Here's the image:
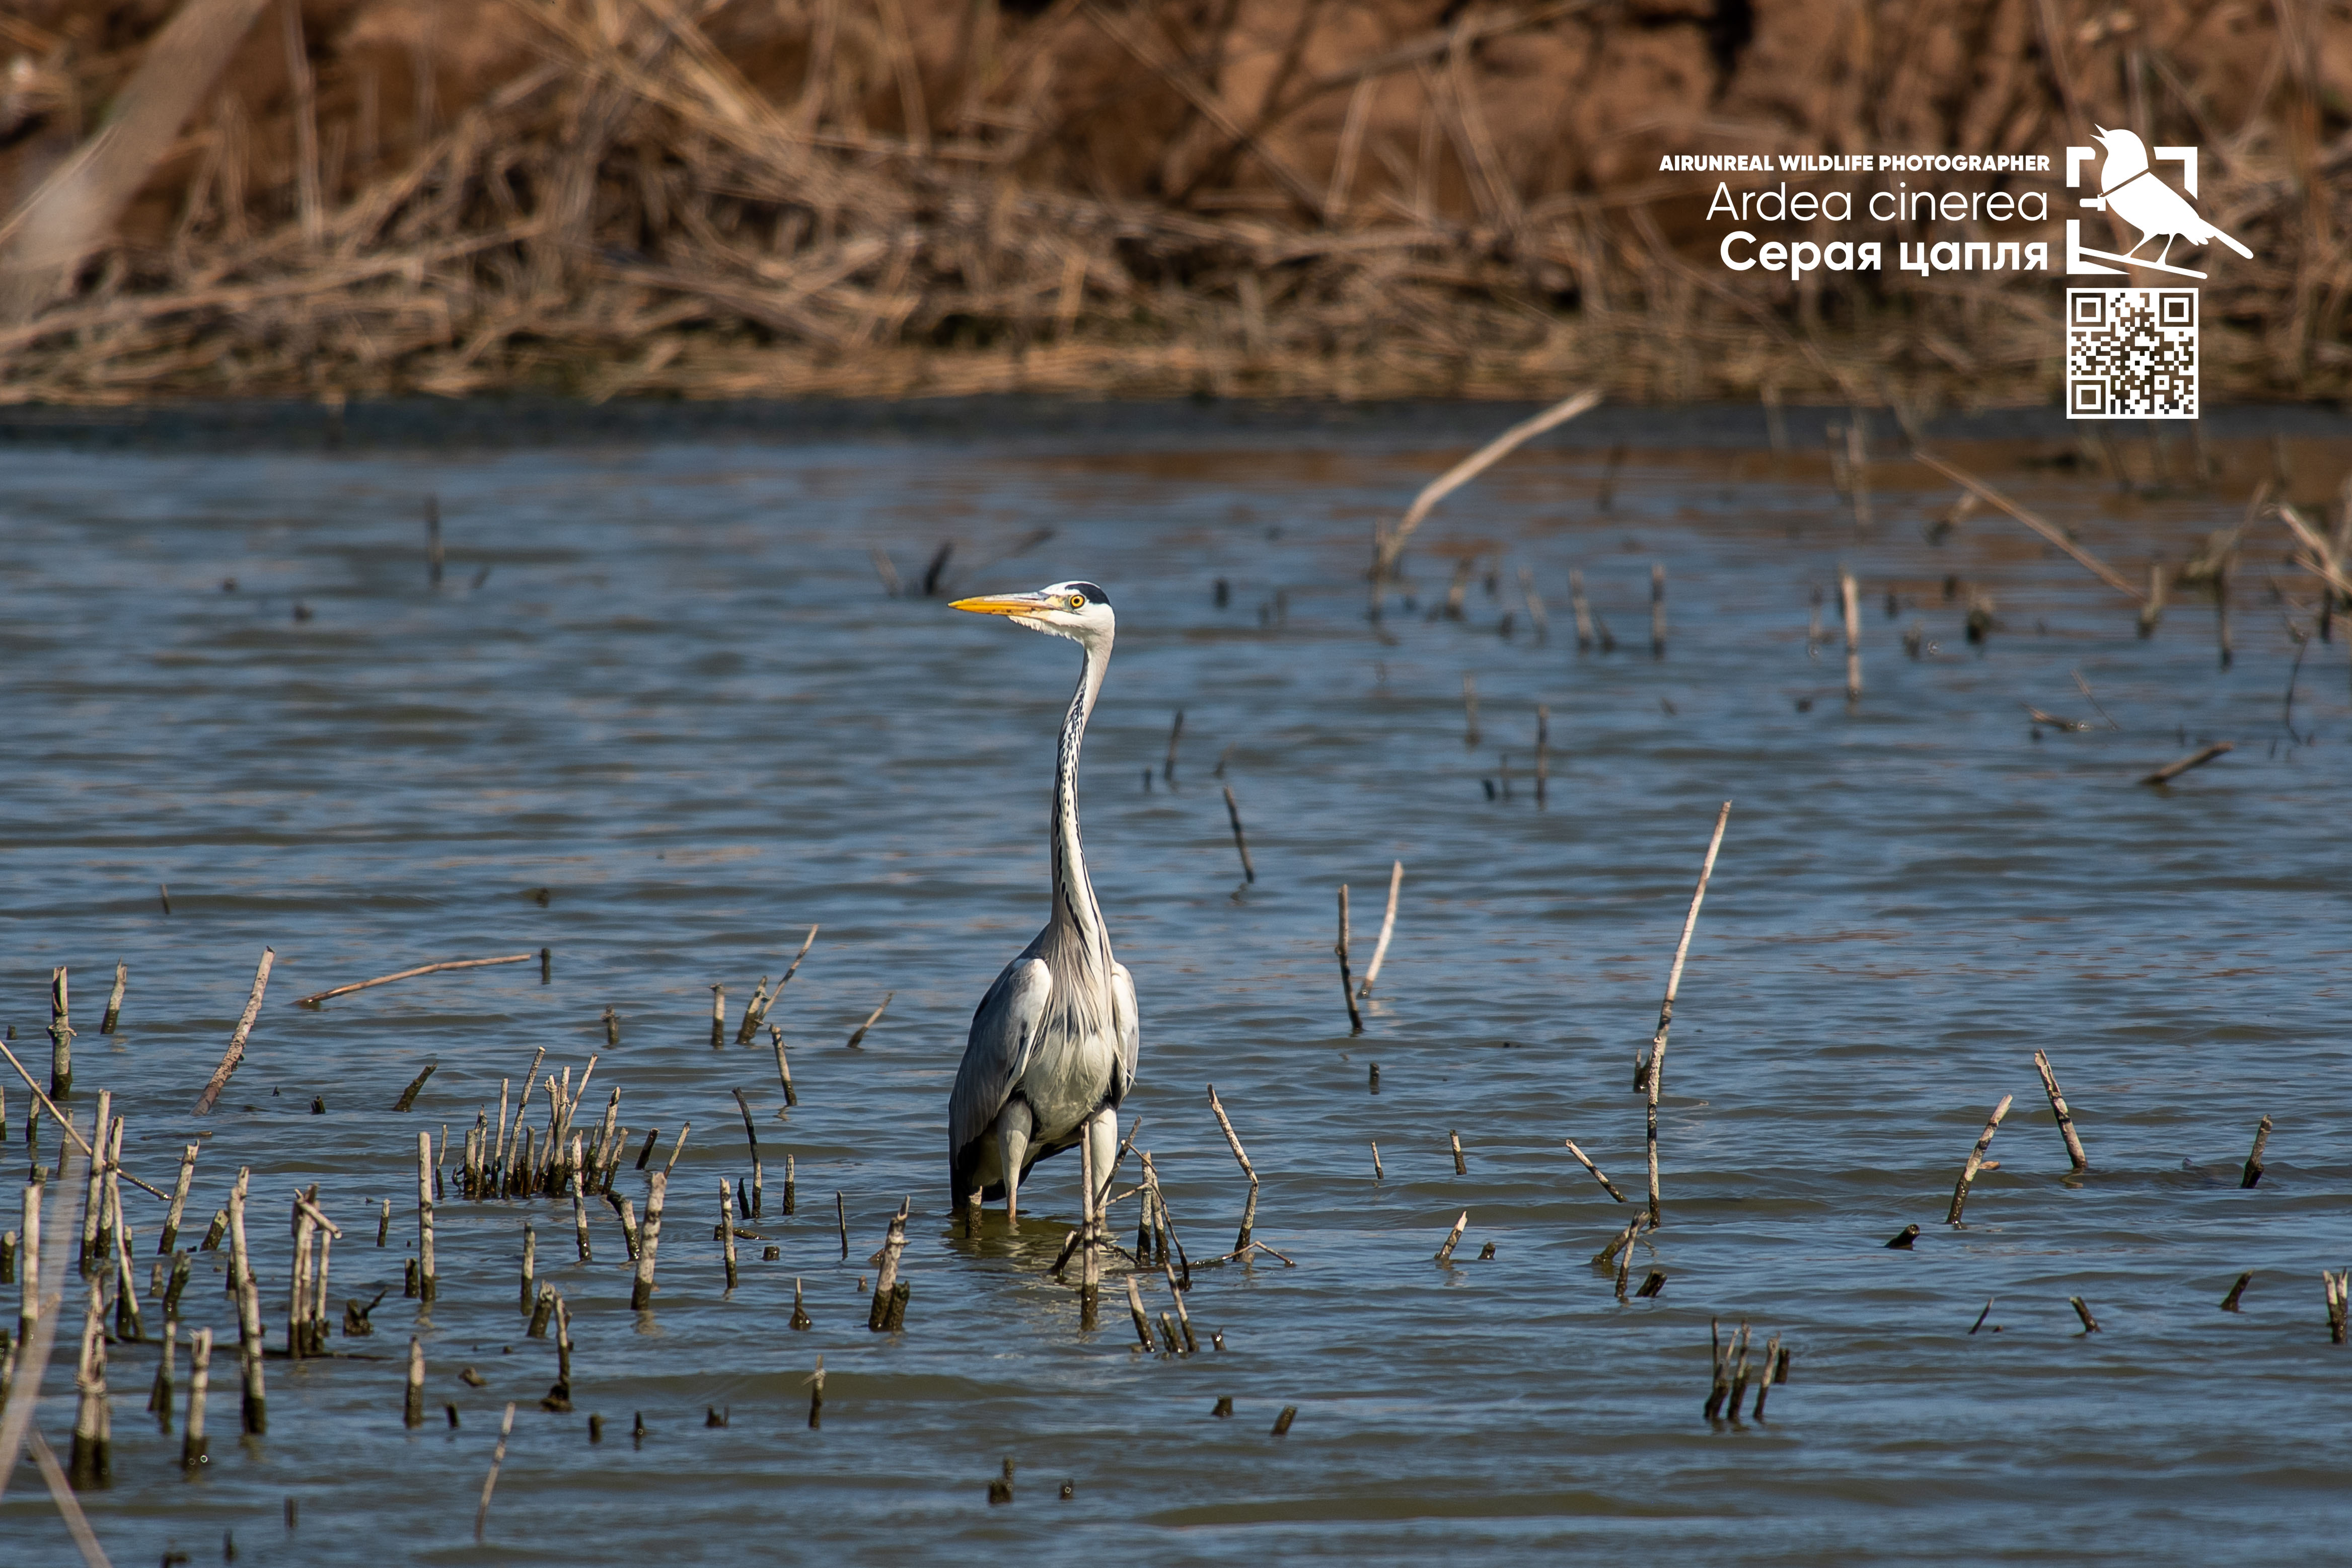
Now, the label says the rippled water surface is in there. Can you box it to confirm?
[3,403,2350,1565]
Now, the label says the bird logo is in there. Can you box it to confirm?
[2067,127,2249,278]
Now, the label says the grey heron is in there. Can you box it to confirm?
[946,580,1140,1230]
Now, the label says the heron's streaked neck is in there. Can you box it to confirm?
[1050,630,1112,953]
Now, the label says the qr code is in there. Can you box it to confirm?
[2067,288,2197,419]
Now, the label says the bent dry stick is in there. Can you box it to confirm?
[193,947,276,1115]
[47,967,70,1098]
[1335,885,1363,1034]
[843,995,893,1050]
[1373,387,1602,582]
[1914,452,2145,602]
[291,952,532,1008]
[1946,1096,2014,1224]
[1564,1140,1628,1203]
[2032,1051,2089,1170]
[0,1043,167,1200]
[1221,786,1256,885]
[1358,861,1403,996]
[1643,801,1733,1225]
[1206,1086,1260,1253]
[2141,742,2233,786]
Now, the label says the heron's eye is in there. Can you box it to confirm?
[1067,594,1084,609]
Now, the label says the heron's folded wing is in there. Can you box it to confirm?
[1110,961,1140,1100]
[948,956,1053,1159]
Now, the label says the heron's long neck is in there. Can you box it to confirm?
[1050,635,1112,957]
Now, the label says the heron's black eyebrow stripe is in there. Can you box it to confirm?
[1065,582,1110,605]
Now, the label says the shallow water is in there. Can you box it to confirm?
[2,405,2349,1565]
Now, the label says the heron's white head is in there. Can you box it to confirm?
[950,580,1116,646]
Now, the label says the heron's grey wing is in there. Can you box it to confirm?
[1109,960,1140,1101]
[948,956,1053,1171]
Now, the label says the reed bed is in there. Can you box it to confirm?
[0,0,2343,406]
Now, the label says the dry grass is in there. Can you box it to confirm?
[0,0,2343,406]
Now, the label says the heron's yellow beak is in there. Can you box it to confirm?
[950,595,1042,617]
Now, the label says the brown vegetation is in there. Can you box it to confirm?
[0,0,2344,405]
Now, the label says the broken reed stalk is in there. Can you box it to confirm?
[1433,1210,1469,1264]
[730,1088,762,1215]
[2032,1051,2089,1170]
[2140,742,2233,786]
[1839,568,1862,702]
[548,1295,574,1407]
[734,979,772,1047]
[291,952,533,1009]
[1642,800,1734,1226]
[2327,1271,2349,1345]
[80,1092,109,1274]
[393,1063,437,1113]
[1461,673,1481,747]
[1570,569,1595,651]
[1335,885,1364,1034]
[1205,1086,1260,1252]
[1564,1140,1628,1203]
[1704,1319,1735,1418]
[631,1170,666,1309]
[151,1319,178,1424]
[1164,1258,1198,1352]
[844,994,893,1050]
[475,1401,518,1542]
[738,925,820,1047]
[708,985,727,1049]
[1946,1095,2014,1223]
[99,961,126,1036]
[2,1160,68,1490]
[47,967,71,1098]
[415,1132,436,1302]
[571,1145,593,1262]
[1163,709,1184,783]
[867,1198,912,1330]
[720,1180,739,1292]
[1077,1128,1100,1316]
[1650,564,1667,657]
[1124,1274,1154,1351]
[1221,786,1256,884]
[2071,1296,2101,1333]
[1913,454,2145,602]
[182,1327,213,1469]
[1726,1322,1755,1417]
[1750,1334,1781,1417]
[69,1286,109,1488]
[2241,1115,2272,1188]
[0,1042,168,1199]
[1358,861,1403,997]
[193,947,276,1115]
[1372,388,1602,583]
[773,1030,798,1107]
[228,1177,266,1434]
[288,1200,316,1360]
